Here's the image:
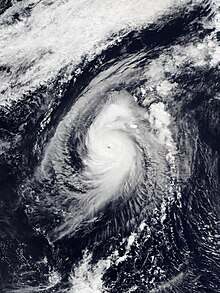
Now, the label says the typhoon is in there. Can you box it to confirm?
[0,0,220,293]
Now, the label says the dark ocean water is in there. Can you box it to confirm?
[0,1,219,292]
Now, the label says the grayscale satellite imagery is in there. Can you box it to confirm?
[0,0,219,292]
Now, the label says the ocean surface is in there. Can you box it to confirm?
[0,0,220,292]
